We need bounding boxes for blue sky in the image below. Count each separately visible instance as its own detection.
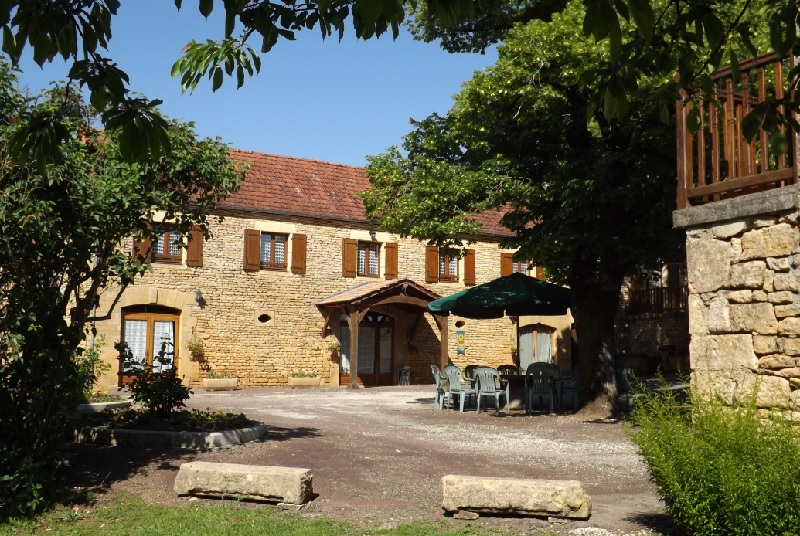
[15,0,497,166]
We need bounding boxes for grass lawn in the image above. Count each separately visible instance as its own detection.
[0,493,549,535]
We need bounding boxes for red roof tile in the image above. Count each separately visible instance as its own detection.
[221,150,511,237]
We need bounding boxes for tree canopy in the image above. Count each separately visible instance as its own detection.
[2,0,798,166]
[0,60,242,518]
[362,1,682,408]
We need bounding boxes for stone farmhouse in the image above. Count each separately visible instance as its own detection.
[673,52,800,411]
[91,150,573,391]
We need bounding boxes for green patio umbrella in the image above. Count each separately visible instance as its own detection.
[427,273,571,319]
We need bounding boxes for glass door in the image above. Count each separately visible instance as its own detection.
[119,307,179,385]
[340,312,394,386]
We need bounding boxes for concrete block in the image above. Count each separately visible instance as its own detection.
[441,475,591,519]
[174,462,312,504]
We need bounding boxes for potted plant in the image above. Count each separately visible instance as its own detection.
[186,337,206,362]
[203,368,239,391]
[288,369,321,388]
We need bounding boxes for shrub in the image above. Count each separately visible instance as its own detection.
[74,337,110,402]
[627,380,800,535]
[116,341,191,417]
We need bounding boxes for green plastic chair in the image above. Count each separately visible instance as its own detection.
[463,364,480,380]
[473,367,510,415]
[443,365,477,412]
[430,364,451,410]
[556,366,581,411]
[497,364,519,376]
[525,362,557,414]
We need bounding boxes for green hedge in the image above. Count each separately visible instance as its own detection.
[627,381,800,535]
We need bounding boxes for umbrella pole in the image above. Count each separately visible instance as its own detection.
[439,317,448,371]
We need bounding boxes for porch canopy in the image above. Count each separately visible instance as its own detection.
[317,278,444,388]
[427,273,571,320]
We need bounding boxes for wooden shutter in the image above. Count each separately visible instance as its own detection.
[425,246,439,283]
[384,242,398,280]
[342,238,357,277]
[243,229,261,272]
[291,233,307,275]
[464,249,476,286]
[534,265,545,280]
[132,235,152,263]
[500,253,513,276]
[186,226,203,267]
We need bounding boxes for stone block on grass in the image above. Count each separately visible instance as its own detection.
[174,462,312,504]
[441,475,591,519]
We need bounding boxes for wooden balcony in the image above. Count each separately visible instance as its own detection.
[629,286,688,316]
[676,53,797,209]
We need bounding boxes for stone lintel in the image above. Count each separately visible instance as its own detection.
[673,186,798,229]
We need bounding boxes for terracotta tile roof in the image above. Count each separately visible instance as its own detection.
[221,149,511,237]
[317,278,441,307]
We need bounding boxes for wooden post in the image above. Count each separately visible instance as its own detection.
[347,309,360,389]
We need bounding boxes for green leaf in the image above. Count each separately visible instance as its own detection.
[212,66,223,91]
[628,0,654,41]
[729,48,739,82]
[199,0,213,18]
[703,13,723,48]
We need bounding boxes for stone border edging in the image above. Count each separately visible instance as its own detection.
[73,400,133,416]
[74,424,267,449]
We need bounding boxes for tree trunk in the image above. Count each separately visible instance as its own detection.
[568,263,625,415]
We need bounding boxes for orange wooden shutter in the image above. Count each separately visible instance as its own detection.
[464,249,476,286]
[342,238,357,277]
[186,226,203,267]
[500,253,513,276]
[384,242,398,280]
[425,246,439,283]
[243,229,261,272]
[291,233,307,275]
[535,265,545,280]
[132,235,152,263]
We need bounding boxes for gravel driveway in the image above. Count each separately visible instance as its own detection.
[63,386,677,535]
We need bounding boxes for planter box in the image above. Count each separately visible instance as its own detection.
[203,377,239,391]
[288,376,321,388]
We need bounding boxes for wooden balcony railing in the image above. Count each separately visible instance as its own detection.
[676,53,797,208]
[629,286,688,316]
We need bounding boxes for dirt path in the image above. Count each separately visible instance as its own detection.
[63,386,678,535]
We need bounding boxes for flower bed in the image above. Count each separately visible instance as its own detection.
[76,408,257,432]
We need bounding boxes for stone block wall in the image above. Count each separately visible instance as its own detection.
[674,186,800,410]
[91,211,530,390]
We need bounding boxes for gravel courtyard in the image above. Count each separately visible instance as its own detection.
[64,385,677,535]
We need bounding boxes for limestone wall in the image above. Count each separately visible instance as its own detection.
[675,186,800,410]
[91,211,534,390]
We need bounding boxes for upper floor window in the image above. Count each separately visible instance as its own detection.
[500,252,543,280]
[243,229,307,274]
[342,238,397,279]
[438,251,459,282]
[511,260,529,274]
[152,224,182,264]
[131,223,203,268]
[357,241,380,277]
[260,232,288,270]
[425,246,475,285]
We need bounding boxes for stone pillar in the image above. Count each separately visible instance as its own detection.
[674,186,800,410]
